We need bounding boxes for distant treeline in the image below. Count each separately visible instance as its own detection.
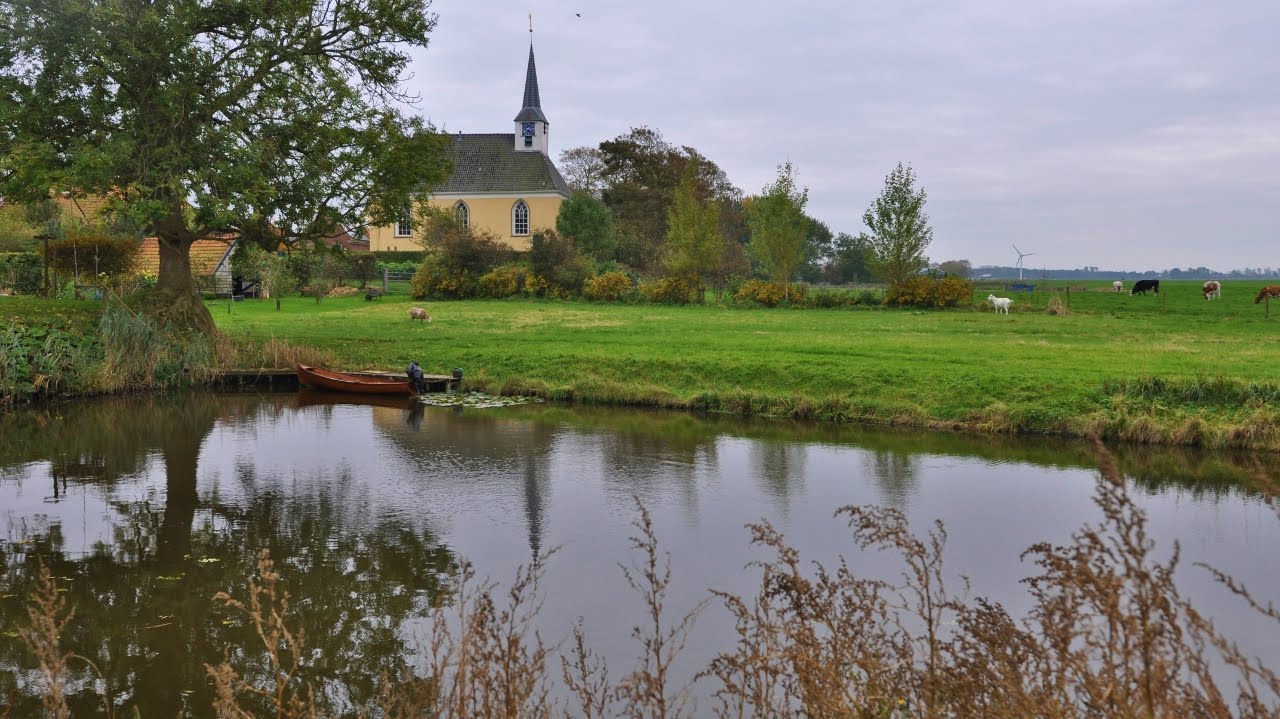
[973,265,1280,281]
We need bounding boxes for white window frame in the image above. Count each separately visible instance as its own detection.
[454,201,470,230]
[512,199,530,236]
[394,219,412,237]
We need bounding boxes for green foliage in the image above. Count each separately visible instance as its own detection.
[556,192,617,261]
[663,165,723,300]
[803,288,863,309]
[598,127,741,272]
[376,259,419,274]
[0,0,450,312]
[98,306,215,388]
[479,264,529,298]
[936,259,972,279]
[885,276,975,308]
[420,209,512,277]
[350,254,378,288]
[0,204,37,252]
[826,232,875,283]
[410,254,477,300]
[733,279,789,307]
[232,243,296,308]
[46,224,139,279]
[639,276,698,304]
[528,230,595,295]
[584,271,635,302]
[373,251,427,265]
[0,322,95,405]
[747,162,810,300]
[864,163,934,286]
[0,252,43,294]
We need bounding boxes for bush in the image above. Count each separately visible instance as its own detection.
[410,254,477,299]
[0,252,43,294]
[46,227,138,279]
[885,276,974,308]
[640,276,698,304]
[733,279,786,307]
[805,288,860,308]
[372,250,426,265]
[584,271,634,302]
[479,264,529,298]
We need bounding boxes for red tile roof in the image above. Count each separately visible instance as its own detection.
[134,237,235,277]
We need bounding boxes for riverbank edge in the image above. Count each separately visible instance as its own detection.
[457,370,1280,453]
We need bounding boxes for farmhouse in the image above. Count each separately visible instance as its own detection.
[367,42,571,252]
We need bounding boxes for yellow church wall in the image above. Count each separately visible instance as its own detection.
[368,193,565,252]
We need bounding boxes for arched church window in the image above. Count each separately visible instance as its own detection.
[512,200,529,236]
[453,201,470,230]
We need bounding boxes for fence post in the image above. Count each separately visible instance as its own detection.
[382,266,389,293]
[1268,296,1271,319]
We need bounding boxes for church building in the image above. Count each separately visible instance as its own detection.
[368,43,571,252]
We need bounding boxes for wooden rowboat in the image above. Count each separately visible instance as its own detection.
[297,365,417,396]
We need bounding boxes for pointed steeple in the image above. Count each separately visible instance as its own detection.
[514,44,548,125]
[522,45,541,111]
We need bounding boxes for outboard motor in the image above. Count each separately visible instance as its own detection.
[406,361,426,393]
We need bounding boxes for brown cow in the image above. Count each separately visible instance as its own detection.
[1254,286,1280,304]
[1202,281,1221,300]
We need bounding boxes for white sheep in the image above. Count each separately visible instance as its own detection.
[409,307,432,322]
[1113,280,1124,293]
[987,294,1013,315]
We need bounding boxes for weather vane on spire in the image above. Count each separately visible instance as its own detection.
[529,13,533,33]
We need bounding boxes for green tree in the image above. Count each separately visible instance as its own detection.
[597,127,740,271]
[825,232,875,283]
[556,192,617,261]
[936,259,972,278]
[663,166,722,302]
[747,162,809,301]
[232,243,295,310]
[0,0,450,332]
[864,162,934,286]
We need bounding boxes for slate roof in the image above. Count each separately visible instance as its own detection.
[513,45,548,124]
[436,134,571,195]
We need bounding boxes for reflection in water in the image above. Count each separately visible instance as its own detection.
[1,392,1278,716]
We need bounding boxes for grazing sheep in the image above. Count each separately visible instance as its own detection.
[409,307,432,322]
[987,294,1013,315]
[1113,280,1124,293]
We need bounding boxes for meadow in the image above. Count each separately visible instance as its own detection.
[213,279,1280,451]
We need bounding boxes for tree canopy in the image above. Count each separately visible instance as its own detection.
[0,0,451,331]
[863,162,934,287]
[747,162,809,300]
[663,165,722,300]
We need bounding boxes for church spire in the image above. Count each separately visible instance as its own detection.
[522,44,542,112]
[514,34,549,153]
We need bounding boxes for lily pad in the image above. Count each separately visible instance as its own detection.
[420,392,544,409]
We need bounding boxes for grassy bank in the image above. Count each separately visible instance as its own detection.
[210,279,1280,450]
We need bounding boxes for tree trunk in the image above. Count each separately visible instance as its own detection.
[154,210,216,334]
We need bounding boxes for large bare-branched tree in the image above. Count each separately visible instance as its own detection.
[0,0,450,331]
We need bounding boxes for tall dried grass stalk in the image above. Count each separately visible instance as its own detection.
[205,549,321,719]
[614,498,707,719]
[17,564,72,719]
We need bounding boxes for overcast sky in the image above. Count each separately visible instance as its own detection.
[401,0,1279,271]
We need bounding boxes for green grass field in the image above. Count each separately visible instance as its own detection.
[211,279,1280,450]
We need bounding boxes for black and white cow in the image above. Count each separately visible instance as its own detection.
[1131,279,1160,296]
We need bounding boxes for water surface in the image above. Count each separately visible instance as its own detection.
[1,391,1276,716]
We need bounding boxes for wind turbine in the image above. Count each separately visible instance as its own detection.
[1013,244,1035,281]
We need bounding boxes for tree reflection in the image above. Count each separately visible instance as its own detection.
[0,393,456,718]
